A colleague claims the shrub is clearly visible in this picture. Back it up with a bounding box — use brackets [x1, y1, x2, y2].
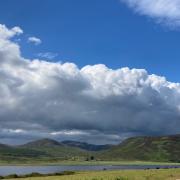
[26, 172, 44, 177]
[4, 174, 19, 179]
[90, 156, 95, 160]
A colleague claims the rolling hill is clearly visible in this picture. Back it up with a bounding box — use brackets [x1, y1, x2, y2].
[18, 138, 90, 162]
[0, 135, 180, 163]
[0, 144, 48, 163]
[98, 134, 180, 162]
[0, 139, 90, 163]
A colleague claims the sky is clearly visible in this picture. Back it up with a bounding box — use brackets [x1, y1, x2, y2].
[0, 0, 180, 145]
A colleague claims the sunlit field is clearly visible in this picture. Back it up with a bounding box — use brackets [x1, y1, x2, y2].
[7, 169, 180, 180]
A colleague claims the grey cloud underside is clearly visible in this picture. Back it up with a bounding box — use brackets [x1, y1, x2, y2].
[0, 24, 180, 144]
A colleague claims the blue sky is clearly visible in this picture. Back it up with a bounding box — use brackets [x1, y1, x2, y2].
[0, 0, 179, 82]
[1, 0, 180, 144]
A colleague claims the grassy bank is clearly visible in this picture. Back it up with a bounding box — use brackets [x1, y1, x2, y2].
[7, 169, 180, 180]
[0, 160, 180, 166]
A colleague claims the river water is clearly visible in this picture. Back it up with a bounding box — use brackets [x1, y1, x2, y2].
[0, 165, 180, 176]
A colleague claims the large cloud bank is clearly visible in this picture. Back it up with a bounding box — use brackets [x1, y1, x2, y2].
[0, 24, 180, 144]
[121, 0, 180, 27]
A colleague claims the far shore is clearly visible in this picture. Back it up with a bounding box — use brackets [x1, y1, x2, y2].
[0, 160, 180, 166]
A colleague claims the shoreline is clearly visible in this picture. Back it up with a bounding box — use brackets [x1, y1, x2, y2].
[0, 160, 180, 166]
[0, 169, 180, 179]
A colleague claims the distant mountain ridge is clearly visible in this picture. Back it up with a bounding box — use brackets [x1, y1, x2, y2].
[20, 138, 111, 151]
[0, 143, 10, 148]
[21, 138, 64, 148]
[62, 140, 112, 151]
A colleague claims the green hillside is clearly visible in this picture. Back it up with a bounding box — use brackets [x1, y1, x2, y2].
[0, 135, 180, 164]
[0, 146, 48, 163]
[97, 135, 180, 162]
[0, 139, 91, 163]
[21, 138, 91, 160]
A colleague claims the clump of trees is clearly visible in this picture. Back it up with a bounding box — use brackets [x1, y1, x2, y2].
[86, 156, 95, 161]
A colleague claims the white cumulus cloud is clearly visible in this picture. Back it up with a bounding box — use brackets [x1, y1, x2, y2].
[0, 24, 180, 144]
[0, 24, 23, 39]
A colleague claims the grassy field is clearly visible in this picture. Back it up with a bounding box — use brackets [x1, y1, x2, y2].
[0, 160, 180, 166]
[53, 160, 180, 166]
[7, 169, 180, 180]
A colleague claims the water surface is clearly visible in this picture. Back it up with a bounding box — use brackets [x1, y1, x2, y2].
[0, 165, 180, 176]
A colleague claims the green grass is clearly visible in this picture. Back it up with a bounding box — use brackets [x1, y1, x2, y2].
[6, 169, 180, 180]
[0, 160, 179, 166]
[45, 160, 180, 166]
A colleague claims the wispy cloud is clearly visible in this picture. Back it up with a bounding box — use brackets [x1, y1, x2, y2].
[37, 52, 58, 60]
[121, 0, 180, 28]
[28, 36, 42, 45]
